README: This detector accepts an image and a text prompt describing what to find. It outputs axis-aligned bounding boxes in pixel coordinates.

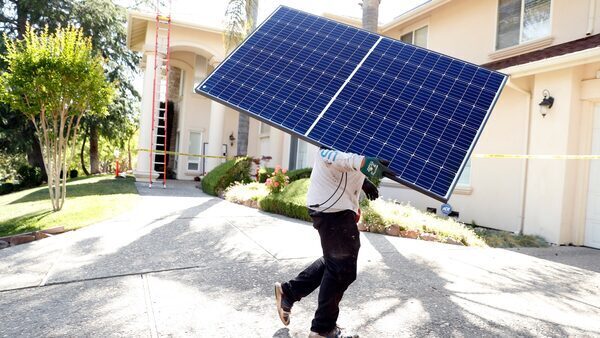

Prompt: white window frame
[495,0,552,51]
[457,159,472,187]
[400,25,428,48]
[187,130,203,173]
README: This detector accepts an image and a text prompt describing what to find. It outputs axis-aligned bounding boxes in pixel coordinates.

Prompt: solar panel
[196,6,507,202]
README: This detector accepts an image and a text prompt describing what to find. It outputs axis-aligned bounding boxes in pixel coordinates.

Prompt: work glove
[362,179,379,200]
[360,157,396,180]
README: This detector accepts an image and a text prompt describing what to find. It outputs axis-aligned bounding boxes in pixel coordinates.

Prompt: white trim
[380,0,451,31]
[501,46,600,78]
[128,10,223,34]
[489,36,554,60]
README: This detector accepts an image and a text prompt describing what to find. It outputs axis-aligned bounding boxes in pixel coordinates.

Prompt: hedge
[259,178,311,222]
[201,157,252,196]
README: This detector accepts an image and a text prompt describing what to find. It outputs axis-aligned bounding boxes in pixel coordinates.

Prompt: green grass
[472,227,549,248]
[0,175,140,237]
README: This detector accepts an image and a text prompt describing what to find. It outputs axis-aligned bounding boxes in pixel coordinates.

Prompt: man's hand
[362,179,379,200]
[360,157,396,180]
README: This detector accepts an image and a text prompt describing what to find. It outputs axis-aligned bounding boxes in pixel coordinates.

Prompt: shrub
[0,182,15,195]
[265,165,289,194]
[259,178,311,222]
[16,164,42,188]
[257,167,274,183]
[201,157,252,196]
[69,169,78,178]
[362,199,487,247]
[286,167,312,182]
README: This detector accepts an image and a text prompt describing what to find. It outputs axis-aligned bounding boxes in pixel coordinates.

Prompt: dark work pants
[281,209,361,334]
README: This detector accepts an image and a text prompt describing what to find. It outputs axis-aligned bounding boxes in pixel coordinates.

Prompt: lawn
[0,175,140,237]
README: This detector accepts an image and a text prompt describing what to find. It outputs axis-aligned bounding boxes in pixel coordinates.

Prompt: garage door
[585,104,600,249]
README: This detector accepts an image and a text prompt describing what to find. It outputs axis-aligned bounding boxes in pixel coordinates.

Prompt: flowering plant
[265,165,289,194]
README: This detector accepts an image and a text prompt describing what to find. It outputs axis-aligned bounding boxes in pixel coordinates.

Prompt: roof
[483,34,600,70]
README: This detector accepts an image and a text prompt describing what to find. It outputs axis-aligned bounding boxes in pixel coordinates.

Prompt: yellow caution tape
[137,148,228,159]
[473,154,600,160]
[139,148,599,160]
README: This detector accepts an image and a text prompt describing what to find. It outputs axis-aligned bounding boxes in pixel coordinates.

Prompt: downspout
[588,0,597,36]
[507,80,532,234]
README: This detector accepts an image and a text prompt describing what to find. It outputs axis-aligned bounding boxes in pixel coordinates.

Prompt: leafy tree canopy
[0,25,114,210]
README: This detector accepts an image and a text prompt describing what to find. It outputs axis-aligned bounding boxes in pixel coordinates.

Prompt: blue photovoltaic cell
[196,6,507,202]
[199,6,378,135]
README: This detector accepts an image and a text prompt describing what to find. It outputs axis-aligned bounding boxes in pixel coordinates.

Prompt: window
[296,139,309,168]
[259,122,271,135]
[400,26,428,48]
[457,159,471,186]
[496,0,551,50]
[187,131,202,171]
[193,55,207,93]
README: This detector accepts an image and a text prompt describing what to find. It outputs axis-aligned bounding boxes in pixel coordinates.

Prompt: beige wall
[382,0,599,65]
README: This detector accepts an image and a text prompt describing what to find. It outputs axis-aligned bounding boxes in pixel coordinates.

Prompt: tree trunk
[16,0,29,39]
[361,0,380,33]
[89,123,100,174]
[27,135,47,180]
[80,131,90,176]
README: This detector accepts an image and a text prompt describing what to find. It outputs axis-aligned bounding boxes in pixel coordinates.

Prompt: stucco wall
[381,0,599,65]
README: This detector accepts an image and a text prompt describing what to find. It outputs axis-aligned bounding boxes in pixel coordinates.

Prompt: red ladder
[149,0,172,188]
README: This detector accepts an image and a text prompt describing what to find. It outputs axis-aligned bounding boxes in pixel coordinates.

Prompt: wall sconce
[538,89,554,118]
[229,132,236,147]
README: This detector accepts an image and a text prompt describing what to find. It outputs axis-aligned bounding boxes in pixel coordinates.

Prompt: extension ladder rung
[154,161,165,165]
[155,143,165,146]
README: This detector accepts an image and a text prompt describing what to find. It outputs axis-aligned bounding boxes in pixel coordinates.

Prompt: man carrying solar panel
[274,147,394,338]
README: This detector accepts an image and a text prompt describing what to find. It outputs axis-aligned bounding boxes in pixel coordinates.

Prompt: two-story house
[127,0,600,248]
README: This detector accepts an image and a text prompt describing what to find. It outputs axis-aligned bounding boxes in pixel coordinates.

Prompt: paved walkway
[1,180,599,337]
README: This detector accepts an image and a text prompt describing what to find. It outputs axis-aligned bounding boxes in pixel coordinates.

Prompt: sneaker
[274,282,291,326]
[308,326,359,338]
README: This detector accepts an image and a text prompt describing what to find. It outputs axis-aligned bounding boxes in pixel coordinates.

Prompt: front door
[585,104,600,248]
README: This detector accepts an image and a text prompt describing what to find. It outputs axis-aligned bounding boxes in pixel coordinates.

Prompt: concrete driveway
[0,180,599,337]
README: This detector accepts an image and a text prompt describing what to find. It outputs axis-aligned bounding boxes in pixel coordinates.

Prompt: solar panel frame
[196,6,507,202]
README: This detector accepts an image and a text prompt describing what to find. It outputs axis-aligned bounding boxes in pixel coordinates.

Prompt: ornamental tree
[0,25,114,211]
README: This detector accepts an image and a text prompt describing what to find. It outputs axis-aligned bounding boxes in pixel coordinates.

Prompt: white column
[206,100,226,172]
[134,51,161,182]
[270,127,284,167]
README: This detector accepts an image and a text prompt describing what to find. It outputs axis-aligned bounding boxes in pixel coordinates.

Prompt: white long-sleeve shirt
[306,148,365,214]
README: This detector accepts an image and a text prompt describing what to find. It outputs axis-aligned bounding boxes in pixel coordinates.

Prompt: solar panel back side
[196,6,507,202]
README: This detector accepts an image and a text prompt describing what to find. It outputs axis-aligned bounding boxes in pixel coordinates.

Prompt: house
[126,0,600,248]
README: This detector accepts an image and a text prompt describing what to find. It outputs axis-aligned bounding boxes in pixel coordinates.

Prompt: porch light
[538,89,554,118]
[229,132,236,147]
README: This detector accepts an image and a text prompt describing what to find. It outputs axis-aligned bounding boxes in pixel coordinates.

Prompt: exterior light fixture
[538,89,554,118]
[229,132,236,147]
